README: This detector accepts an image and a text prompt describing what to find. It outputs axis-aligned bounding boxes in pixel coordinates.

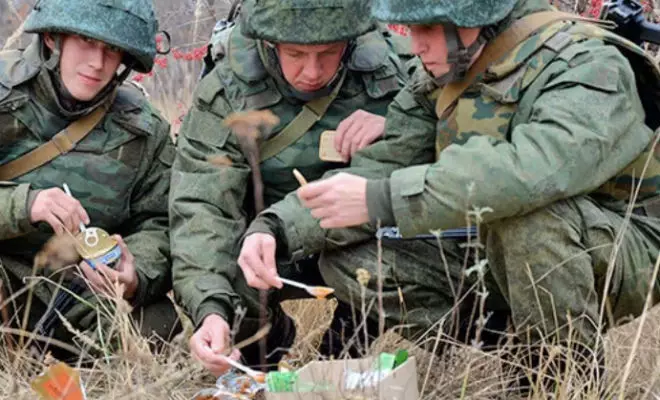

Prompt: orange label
[31,362,86,400]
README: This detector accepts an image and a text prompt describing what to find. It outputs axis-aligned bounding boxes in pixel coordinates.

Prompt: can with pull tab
[74,227,122,269]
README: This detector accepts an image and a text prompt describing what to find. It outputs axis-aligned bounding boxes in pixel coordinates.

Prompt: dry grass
[3,1,660,399]
[3,291,660,399]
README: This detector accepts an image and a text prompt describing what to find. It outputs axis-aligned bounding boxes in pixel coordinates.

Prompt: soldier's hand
[238,233,283,290]
[298,172,369,229]
[335,110,386,160]
[30,188,90,234]
[190,314,242,377]
[79,235,139,301]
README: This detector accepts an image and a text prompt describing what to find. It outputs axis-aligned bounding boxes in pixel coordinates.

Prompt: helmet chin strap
[428,25,492,86]
[42,34,61,71]
[257,39,349,101]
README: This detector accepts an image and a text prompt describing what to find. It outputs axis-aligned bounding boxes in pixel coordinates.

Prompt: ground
[2,0,660,398]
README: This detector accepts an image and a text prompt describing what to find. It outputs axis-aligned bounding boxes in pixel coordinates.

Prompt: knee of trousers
[485,198,586,279]
[317,241,378,305]
[487,199,584,245]
[484,198,605,341]
[318,239,461,328]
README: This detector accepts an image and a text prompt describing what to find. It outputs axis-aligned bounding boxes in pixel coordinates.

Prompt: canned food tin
[74,227,122,270]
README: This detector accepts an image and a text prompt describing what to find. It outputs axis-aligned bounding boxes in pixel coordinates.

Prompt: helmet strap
[428,25,489,86]
[42,34,61,71]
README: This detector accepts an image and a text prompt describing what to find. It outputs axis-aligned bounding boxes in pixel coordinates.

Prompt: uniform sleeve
[169,77,249,327]
[388,43,654,236]
[119,116,176,307]
[247,86,438,259]
[0,182,34,240]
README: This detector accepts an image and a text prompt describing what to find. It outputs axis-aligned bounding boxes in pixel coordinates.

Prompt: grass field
[2,0,660,399]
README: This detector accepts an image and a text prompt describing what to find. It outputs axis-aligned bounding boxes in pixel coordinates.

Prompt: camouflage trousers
[0,255,181,360]
[232,196,660,366]
[320,196,660,350]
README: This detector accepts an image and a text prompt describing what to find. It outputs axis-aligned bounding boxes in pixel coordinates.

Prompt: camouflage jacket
[248,0,658,260]
[170,26,407,325]
[0,39,175,307]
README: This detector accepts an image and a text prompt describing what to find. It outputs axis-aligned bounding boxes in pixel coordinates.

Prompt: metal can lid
[74,228,119,259]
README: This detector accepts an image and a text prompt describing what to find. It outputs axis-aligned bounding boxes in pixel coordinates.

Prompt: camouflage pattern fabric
[247,0,660,352]
[0,38,179,347]
[318,194,660,353]
[170,26,408,327]
[378,24,417,75]
[23,0,159,73]
[484,197,660,347]
[371,0,518,27]
[240,0,375,44]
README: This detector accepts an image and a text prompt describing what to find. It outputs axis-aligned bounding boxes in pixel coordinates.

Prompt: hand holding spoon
[278,277,335,299]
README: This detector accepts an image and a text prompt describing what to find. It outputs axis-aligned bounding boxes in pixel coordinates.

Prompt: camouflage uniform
[0,0,180,356]
[170,0,407,363]
[247,0,660,364]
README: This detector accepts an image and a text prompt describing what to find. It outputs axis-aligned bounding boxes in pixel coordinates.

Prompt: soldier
[238,0,660,390]
[170,0,408,375]
[0,0,180,358]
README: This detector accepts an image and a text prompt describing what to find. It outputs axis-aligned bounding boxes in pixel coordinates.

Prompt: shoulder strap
[259,70,348,162]
[435,11,614,119]
[0,96,114,181]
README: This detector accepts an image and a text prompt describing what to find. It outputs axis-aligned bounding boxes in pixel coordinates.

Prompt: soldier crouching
[239,0,660,394]
[0,0,181,360]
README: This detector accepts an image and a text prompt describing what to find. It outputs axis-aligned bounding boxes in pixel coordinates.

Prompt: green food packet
[394,350,409,368]
[266,371,298,392]
[374,352,397,374]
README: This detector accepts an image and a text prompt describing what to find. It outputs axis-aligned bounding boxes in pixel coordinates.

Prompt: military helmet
[371,0,518,28]
[241,0,376,44]
[23,0,159,73]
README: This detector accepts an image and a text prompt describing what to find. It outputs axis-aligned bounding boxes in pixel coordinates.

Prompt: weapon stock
[600,0,660,45]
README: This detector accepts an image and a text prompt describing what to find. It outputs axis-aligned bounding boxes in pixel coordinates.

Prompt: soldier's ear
[43,33,56,51]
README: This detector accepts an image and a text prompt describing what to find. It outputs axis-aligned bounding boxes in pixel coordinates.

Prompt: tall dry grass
[2,1,660,399]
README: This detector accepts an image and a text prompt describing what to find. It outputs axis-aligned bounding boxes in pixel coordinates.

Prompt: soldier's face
[45,33,123,101]
[409,25,482,78]
[276,42,347,92]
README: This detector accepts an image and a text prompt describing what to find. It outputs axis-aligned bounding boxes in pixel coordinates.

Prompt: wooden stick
[224,110,279,215]
[292,168,308,186]
[0,279,15,354]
